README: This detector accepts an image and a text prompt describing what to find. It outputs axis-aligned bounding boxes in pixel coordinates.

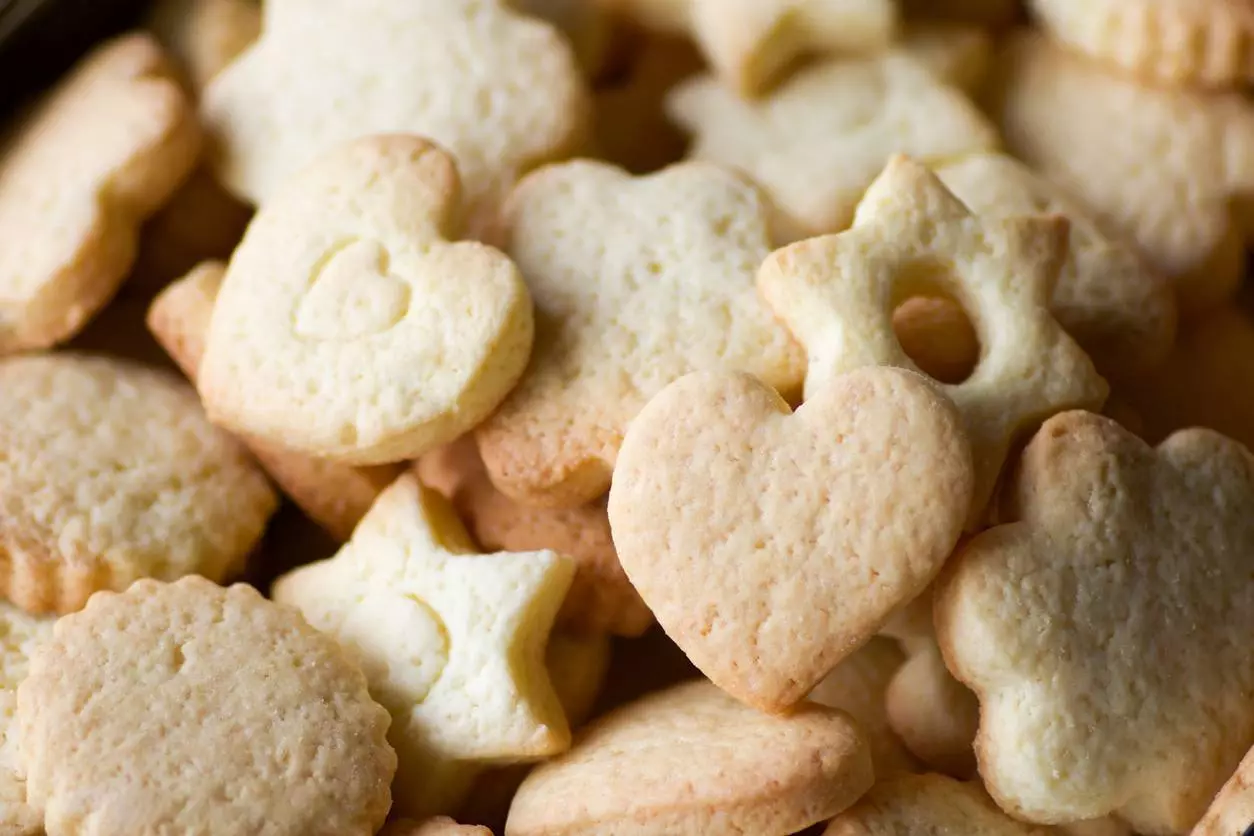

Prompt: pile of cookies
[2,0,1254,833]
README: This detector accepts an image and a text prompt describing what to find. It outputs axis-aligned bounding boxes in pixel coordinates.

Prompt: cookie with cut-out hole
[934,410,1254,833]
[824,773,1050,836]
[760,156,1109,527]
[0,33,200,355]
[198,135,534,466]
[609,365,973,712]
[667,50,997,241]
[272,473,575,817]
[201,0,587,221]
[475,159,804,508]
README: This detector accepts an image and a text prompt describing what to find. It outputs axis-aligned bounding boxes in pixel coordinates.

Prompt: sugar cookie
[0,603,53,835]
[16,577,396,836]
[506,680,874,836]
[935,411,1254,833]
[1193,745,1254,836]
[760,156,1108,527]
[892,296,981,385]
[475,160,804,508]
[514,0,612,77]
[147,0,260,92]
[885,639,979,779]
[824,773,1049,835]
[900,22,993,93]
[0,353,276,614]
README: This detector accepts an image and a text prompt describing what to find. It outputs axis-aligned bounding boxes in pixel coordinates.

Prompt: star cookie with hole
[272,473,575,817]
[759,156,1109,527]
[197,135,534,466]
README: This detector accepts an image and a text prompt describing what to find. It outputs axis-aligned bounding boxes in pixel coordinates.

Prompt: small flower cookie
[202,0,588,219]
[0,353,276,614]
[760,156,1109,527]
[16,577,396,836]
[149,261,405,541]
[475,160,805,508]
[0,33,200,355]
[272,473,575,817]
[609,366,973,712]
[1030,0,1254,89]
[934,410,1254,833]
[824,773,1050,836]
[667,50,997,241]
[416,437,651,637]
[990,32,1254,315]
[0,603,53,835]
[1193,745,1254,836]
[505,680,875,836]
[198,136,535,466]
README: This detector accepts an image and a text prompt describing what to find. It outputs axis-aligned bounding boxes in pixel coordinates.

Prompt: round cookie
[0,353,277,614]
[16,577,396,835]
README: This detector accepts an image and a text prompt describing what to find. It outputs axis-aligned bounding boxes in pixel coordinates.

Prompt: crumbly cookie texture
[824,773,1051,835]
[0,33,200,355]
[149,261,404,541]
[990,32,1254,316]
[201,0,588,220]
[667,50,998,242]
[760,156,1109,528]
[16,577,396,836]
[416,437,651,636]
[609,366,973,712]
[935,411,1254,833]
[0,603,54,835]
[1030,0,1254,88]
[0,353,276,614]
[475,160,804,508]
[272,473,575,817]
[197,135,535,466]
[506,680,874,836]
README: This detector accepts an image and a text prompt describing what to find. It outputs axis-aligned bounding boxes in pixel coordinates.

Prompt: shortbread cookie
[202,0,588,220]
[198,136,534,466]
[934,411,1254,833]
[668,50,998,241]
[824,773,1049,835]
[892,296,981,385]
[809,637,919,776]
[149,261,404,540]
[609,366,973,711]
[148,0,260,92]
[0,353,276,614]
[935,151,1176,379]
[506,680,875,836]
[0,33,200,355]
[381,818,492,836]
[17,577,396,836]
[990,32,1254,315]
[760,157,1109,527]
[475,160,804,508]
[417,438,650,636]
[1030,0,1254,88]
[273,473,575,817]
[0,604,53,835]
[885,639,979,778]
[1193,745,1254,836]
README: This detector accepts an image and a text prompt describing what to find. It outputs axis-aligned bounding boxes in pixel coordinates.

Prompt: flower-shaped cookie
[198,136,535,465]
[760,156,1109,526]
[935,410,1254,833]
[475,160,805,508]
[272,473,575,817]
[201,0,587,218]
[0,34,200,355]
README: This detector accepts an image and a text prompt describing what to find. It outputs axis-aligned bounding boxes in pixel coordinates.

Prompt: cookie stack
[0,0,1253,834]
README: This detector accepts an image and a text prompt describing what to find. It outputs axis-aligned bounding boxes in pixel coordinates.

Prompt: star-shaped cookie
[272,473,575,817]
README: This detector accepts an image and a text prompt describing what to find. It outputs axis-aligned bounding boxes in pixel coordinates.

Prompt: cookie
[667,49,998,241]
[609,366,973,712]
[147,0,260,93]
[1030,0,1254,88]
[1193,746,1254,836]
[272,473,575,817]
[416,437,651,636]
[197,135,534,466]
[0,603,53,836]
[17,576,396,835]
[202,0,588,222]
[990,32,1254,315]
[899,22,994,93]
[892,295,981,385]
[759,156,1109,527]
[505,680,875,836]
[935,151,1176,380]
[0,33,200,355]
[824,773,1049,835]
[149,261,404,541]
[515,0,612,77]
[475,160,804,508]
[934,410,1254,833]
[885,639,979,779]
[381,819,491,836]
[0,353,276,614]
[902,0,1020,26]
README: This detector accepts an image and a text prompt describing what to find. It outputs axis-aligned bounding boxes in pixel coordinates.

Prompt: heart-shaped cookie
[607,366,974,712]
